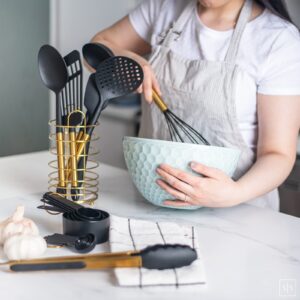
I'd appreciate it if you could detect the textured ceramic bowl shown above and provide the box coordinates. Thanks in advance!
[123,136,240,210]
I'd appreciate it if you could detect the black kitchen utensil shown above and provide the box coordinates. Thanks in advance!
[84,43,209,145]
[152,90,210,145]
[38,45,69,192]
[37,205,66,213]
[63,210,109,244]
[82,42,114,112]
[45,233,96,254]
[42,192,82,212]
[39,192,110,244]
[82,42,113,70]
[63,50,83,121]
[73,44,118,192]
[70,56,144,173]
[0,244,197,272]
[73,74,100,190]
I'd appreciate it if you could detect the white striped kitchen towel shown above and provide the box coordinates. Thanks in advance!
[109,215,206,287]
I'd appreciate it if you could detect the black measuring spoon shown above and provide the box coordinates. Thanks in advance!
[45,233,96,254]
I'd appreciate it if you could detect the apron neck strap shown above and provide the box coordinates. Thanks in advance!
[162,0,196,48]
[225,0,253,63]
[162,0,253,64]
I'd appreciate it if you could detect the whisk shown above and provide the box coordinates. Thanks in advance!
[152,90,210,145]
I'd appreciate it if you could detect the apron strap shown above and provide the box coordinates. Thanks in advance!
[224,0,253,63]
[162,0,253,62]
[162,0,196,48]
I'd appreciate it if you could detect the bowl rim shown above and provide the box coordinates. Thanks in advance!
[123,136,240,155]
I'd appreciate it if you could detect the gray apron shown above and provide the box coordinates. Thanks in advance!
[139,0,279,210]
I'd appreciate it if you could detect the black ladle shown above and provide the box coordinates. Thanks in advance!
[38,45,68,192]
[82,42,114,112]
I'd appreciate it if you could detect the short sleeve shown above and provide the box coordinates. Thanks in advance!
[128,0,164,44]
[258,25,300,95]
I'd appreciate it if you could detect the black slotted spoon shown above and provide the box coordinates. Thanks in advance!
[68,56,144,174]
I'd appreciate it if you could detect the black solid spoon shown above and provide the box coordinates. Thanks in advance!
[82,42,114,70]
[82,42,114,112]
[38,45,68,192]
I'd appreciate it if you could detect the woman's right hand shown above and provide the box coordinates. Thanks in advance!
[90,16,161,103]
[131,53,161,103]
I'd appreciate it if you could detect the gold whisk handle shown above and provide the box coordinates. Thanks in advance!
[152,89,168,112]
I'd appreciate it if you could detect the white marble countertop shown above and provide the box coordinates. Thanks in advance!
[0,151,299,300]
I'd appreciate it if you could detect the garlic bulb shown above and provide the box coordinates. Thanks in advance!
[4,233,47,260]
[0,206,39,245]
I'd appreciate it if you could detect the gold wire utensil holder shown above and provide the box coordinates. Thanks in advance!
[48,110,99,205]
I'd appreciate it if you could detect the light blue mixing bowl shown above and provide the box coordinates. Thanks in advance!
[123,136,240,210]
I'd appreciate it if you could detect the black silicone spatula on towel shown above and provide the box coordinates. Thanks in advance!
[0,244,197,272]
[67,56,144,178]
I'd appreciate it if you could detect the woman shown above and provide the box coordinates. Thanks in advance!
[91,0,300,209]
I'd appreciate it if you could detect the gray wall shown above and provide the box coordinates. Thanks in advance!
[286,0,300,27]
[0,0,49,157]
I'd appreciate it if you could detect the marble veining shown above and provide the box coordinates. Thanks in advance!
[0,151,299,300]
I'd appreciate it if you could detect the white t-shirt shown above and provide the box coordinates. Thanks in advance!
[129,0,300,149]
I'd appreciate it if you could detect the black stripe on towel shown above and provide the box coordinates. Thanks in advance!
[156,222,179,288]
[128,218,143,288]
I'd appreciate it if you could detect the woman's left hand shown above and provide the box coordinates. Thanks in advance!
[156,162,243,208]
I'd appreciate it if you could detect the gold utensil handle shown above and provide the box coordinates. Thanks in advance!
[66,132,90,181]
[1,250,142,272]
[56,132,66,187]
[152,89,168,112]
[69,131,78,187]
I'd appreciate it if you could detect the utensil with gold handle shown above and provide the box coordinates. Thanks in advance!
[0,244,197,272]
[38,45,69,192]
[66,56,144,182]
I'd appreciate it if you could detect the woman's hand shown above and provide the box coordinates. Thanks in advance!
[90,16,161,103]
[156,162,243,208]
[130,54,161,103]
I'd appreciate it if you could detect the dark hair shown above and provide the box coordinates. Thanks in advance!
[256,0,293,24]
